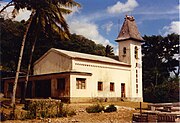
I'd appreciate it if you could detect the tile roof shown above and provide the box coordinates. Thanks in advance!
[115,15,144,42]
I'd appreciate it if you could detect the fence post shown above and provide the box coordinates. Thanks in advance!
[140,102,142,121]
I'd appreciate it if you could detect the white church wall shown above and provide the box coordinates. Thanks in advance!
[130,42,143,99]
[70,59,131,100]
[33,51,72,75]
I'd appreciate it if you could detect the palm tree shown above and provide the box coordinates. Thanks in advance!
[105,45,114,57]
[1,0,80,106]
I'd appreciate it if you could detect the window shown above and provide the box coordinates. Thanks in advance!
[123,47,126,56]
[110,82,114,91]
[57,78,65,90]
[121,83,125,97]
[76,78,86,89]
[136,84,138,93]
[136,69,138,93]
[98,82,103,91]
[136,70,138,78]
[135,46,138,59]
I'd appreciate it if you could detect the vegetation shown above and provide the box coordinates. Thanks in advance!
[142,34,179,103]
[143,77,179,103]
[104,104,117,113]
[142,34,179,87]
[86,104,118,113]
[0,99,76,121]
[86,104,104,113]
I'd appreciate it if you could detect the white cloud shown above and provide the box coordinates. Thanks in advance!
[101,21,113,34]
[107,0,138,14]
[176,4,180,10]
[162,21,180,35]
[0,1,31,21]
[68,19,111,45]
[68,18,118,55]
[66,6,115,47]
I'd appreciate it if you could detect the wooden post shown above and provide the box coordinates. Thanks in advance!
[140,102,142,121]
[140,102,142,113]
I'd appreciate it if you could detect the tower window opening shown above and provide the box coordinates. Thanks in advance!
[135,46,138,59]
[123,47,126,56]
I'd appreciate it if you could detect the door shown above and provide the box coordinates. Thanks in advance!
[35,80,51,98]
[121,83,125,97]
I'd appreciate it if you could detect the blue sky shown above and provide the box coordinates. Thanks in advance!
[0,0,179,52]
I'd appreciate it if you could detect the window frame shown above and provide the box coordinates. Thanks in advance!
[110,82,115,91]
[76,78,86,89]
[98,81,103,91]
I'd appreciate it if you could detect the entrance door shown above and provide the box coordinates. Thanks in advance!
[35,80,51,98]
[121,83,125,97]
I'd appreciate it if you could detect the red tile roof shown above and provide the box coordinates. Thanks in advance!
[115,15,144,42]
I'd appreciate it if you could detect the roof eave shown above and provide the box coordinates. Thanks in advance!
[115,37,145,43]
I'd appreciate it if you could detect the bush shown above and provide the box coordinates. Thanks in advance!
[86,104,104,113]
[104,104,117,113]
[24,99,62,119]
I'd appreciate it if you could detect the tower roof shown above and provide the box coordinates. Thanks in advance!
[115,15,144,42]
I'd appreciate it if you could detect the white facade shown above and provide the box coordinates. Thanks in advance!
[33,47,142,102]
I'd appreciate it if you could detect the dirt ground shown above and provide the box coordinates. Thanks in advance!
[1,101,148,123]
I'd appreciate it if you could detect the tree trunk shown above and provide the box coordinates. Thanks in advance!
[21,23,40,103]
[0,1,13,13]
[11,10,36,107]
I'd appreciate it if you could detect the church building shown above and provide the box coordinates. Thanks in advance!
[3,16,144,102]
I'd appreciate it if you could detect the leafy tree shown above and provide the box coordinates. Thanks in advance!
[142,34,179,88]
[94,44,106,56]
[0,19,25,72]
[144,77,179,103]
[142,34,179,102]
[162,34,179,78]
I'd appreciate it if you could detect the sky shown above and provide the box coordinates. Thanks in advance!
[0,0,179,53]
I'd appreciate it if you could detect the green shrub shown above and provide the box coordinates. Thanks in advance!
[24,99,62,119]
[104,104,117,113]
[57,103,76,117]
[86,104,104,113]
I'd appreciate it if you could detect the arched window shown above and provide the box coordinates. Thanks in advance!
[123,47,126,55]
[135,46,138,59]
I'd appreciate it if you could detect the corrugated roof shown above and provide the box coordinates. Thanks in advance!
[38,48,130,66]
[115,15,144,42]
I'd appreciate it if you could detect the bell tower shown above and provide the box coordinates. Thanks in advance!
[115,15,144,101]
